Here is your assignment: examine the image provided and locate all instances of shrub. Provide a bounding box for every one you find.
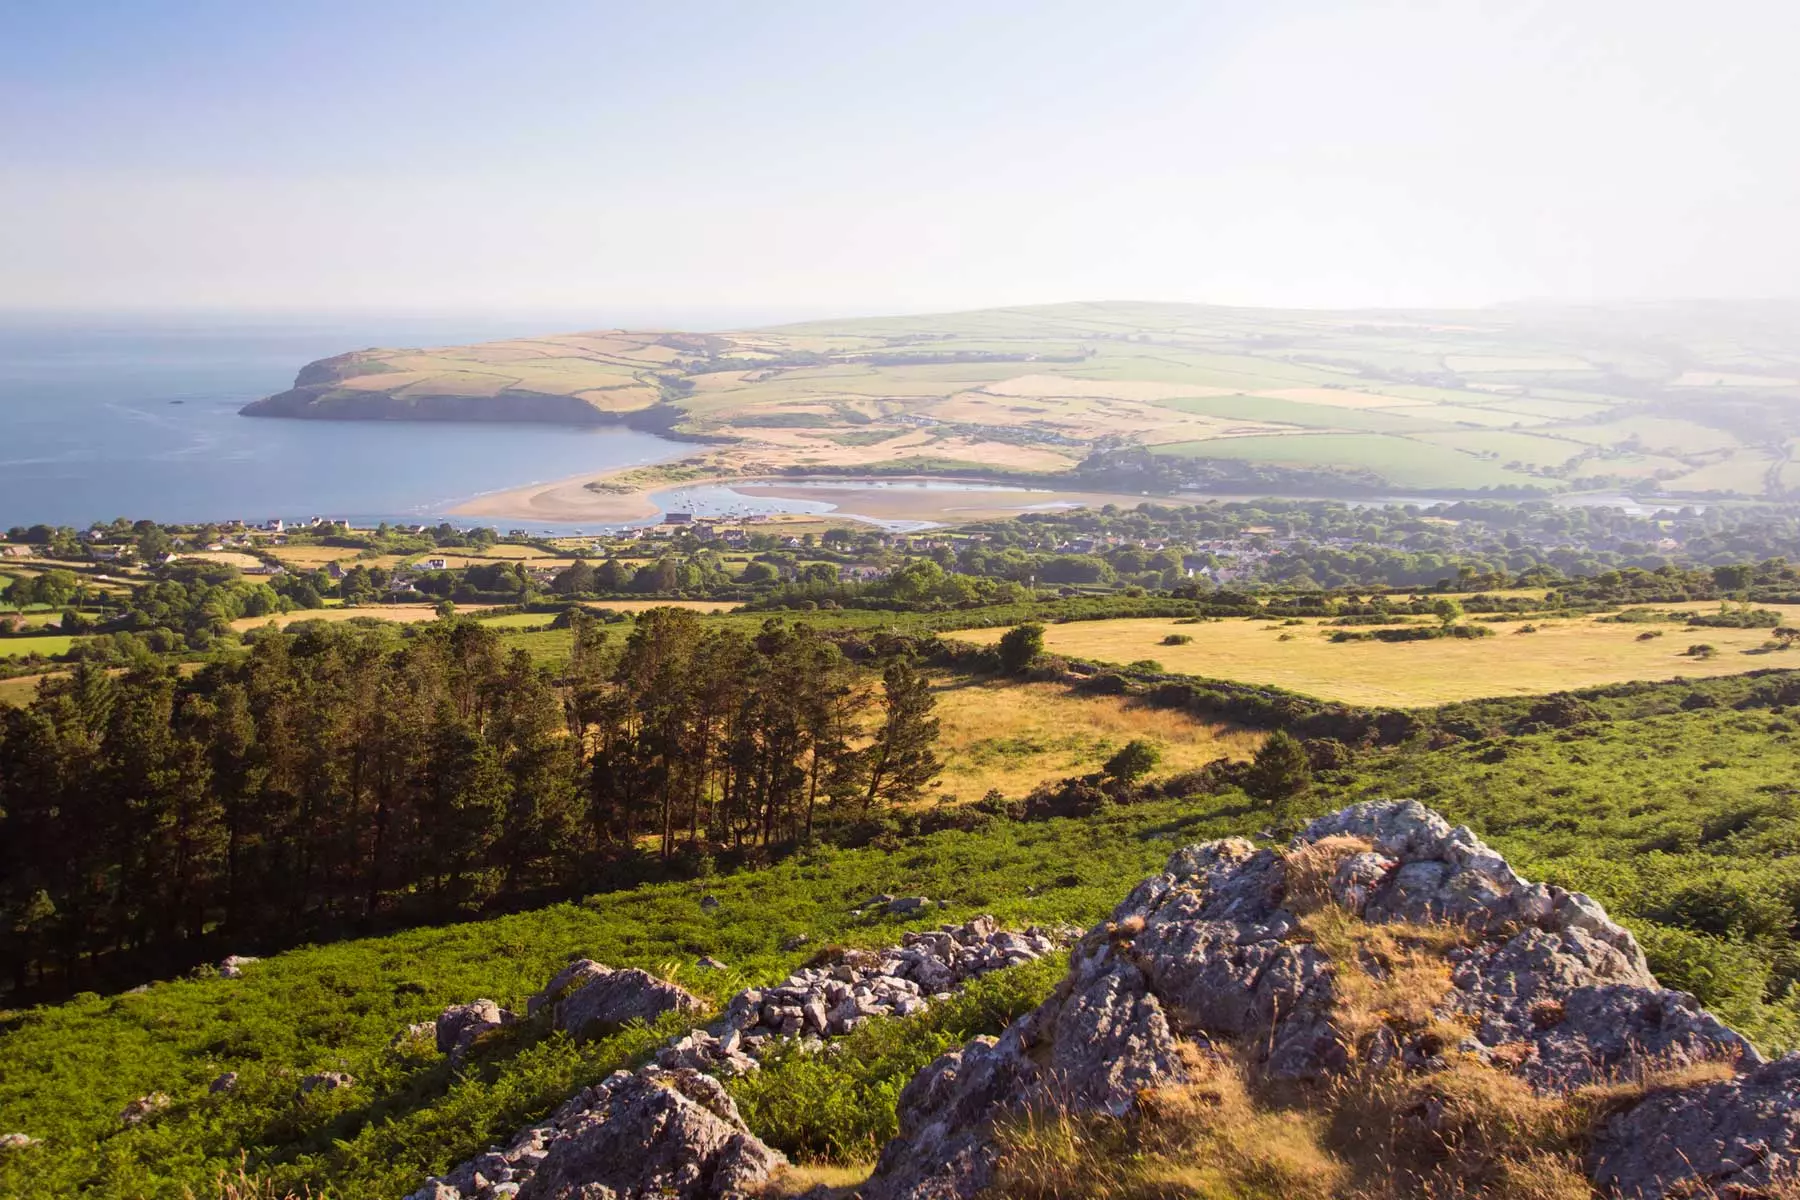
[1161,633,1193,646]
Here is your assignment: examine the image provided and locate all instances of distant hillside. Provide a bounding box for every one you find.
[243,300,1800,499]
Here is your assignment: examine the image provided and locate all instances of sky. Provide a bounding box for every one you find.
[2,0,1796,320]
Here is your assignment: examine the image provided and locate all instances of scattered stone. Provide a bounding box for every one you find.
[217,954,260,979]
[0,1133,39,1150]
[885,896,932,916]
[208,1071,239,1094]
[409,918,1075,1199]
[299,1071,354,1093]
[778,934,810,951]
[118,1093,170,1126]
[696,955,726,970]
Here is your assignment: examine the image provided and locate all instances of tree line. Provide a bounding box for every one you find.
[0,609,940,994]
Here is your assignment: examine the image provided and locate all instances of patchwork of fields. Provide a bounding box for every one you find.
[248,301,1800,500]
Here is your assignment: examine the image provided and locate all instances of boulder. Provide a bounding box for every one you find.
[208,1071,239,1094]
[0,1133,39,1150]
[886,896,932,916]
[217,954,260,979]
[516,1068,783,1200]
[554,968,701,1042]
[527,959,608,1018]
[437,999,515,1063]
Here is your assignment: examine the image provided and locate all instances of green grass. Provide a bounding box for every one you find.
[1150,433,1550,491]
[1156,394,1426,434]
[0,633,74,658]
[0,797,1244,1199]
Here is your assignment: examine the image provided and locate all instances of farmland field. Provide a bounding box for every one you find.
[947,611,1800,707]
[926,674,1263,802]
[242,301,1800,512]
[0,634,75,659]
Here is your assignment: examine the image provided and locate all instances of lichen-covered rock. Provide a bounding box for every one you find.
[1590,1054,1800,1198]
[858,801,1762,1200]
[553,968,701,1042]
[515,1068,783,1200]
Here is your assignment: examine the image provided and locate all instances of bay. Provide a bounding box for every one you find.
[0,314,687,530]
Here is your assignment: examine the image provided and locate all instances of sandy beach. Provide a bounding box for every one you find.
[451,472,663,523]
[449,467,1159,527]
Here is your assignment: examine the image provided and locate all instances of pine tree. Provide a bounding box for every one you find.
[863,658,942,812]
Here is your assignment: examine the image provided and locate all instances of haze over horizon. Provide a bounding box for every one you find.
[4,0,1796,319]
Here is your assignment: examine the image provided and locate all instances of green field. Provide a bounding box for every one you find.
[1150,433,1545,490]
[0,633,74,658]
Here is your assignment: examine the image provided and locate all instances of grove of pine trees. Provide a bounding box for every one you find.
[0,609,940,994]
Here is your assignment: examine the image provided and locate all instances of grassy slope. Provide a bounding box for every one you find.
[11,668,1800,1194]
[0,800,1241,1200]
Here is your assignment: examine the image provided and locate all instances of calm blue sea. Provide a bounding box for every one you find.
[0,315,688,530]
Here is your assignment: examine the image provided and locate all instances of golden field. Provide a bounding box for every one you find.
[926,674,1263,801]
[947,609,1800,708]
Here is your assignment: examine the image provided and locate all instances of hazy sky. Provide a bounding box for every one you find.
[3,0,1795,318]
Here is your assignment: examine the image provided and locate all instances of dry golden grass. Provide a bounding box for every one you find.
[948,612,1800,707]
[759,1162,871,1197]
[0,673,56,706]
[927,674,1263,802]
[227,604,496,632]
[178,551,263,569]
[260,545,362,567]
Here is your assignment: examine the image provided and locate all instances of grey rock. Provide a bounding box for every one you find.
[1590,1054,1800,1198]
[527,959,608,1018]
[886,896,932,916]
[208,1071,239,1094]
[554,968,701,1042]
[0,1133,39,1150]
[696,955,726,970]
[516,1068,784,1199]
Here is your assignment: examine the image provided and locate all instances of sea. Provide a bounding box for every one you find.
[0,314,692,532]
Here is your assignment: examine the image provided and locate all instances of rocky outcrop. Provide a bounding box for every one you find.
[861,801,1763,1200]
